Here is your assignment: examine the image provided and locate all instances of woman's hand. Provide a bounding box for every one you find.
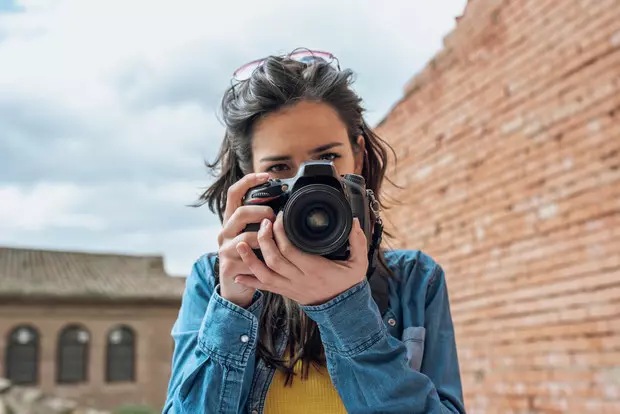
[234,212,369,306]
[218,172,276,308]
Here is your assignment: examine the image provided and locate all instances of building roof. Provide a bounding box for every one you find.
[0,246,186,303]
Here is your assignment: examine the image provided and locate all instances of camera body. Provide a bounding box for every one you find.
[243,161,372,260]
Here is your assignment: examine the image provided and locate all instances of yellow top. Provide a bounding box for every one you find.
[263,359,347,414]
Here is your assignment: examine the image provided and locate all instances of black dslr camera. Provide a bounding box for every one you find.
[242,161,373,261]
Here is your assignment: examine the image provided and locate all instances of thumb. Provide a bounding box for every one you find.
[348,218,369,267]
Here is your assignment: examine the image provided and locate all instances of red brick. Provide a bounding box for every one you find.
[377,0,620,411]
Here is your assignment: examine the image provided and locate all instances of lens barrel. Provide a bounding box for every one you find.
[283,184,352,256]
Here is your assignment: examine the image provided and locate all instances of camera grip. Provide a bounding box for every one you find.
[242,222,261,233]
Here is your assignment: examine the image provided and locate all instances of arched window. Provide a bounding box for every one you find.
[57,324,90,384]
[106,326,136,382]
[5,325,39,385]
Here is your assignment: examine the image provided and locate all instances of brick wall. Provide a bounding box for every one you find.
[377,0,620,412]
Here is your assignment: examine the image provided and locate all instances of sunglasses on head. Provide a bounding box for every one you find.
[232,49,340,82]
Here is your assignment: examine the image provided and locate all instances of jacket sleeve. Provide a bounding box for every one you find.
[163,256,264,414]
[301,266,466,414]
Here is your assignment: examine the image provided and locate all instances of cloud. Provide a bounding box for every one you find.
[0,0,467,274]
[0,180,220,275]
[0,183,103,231]
[0,180,215,231]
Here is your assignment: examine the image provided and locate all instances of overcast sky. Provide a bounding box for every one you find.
[0,0,467,275]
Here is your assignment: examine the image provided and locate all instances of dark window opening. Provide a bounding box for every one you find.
[57,325,90,384]
[106,326,136,383]
[5,325,39,385]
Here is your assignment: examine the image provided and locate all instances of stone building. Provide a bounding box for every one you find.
[0,246,186,411]
[377,0,620,412]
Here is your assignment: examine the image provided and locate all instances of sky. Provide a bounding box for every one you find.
[0,0,467,276]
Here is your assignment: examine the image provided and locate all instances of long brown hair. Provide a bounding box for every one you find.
[196,52,396,384]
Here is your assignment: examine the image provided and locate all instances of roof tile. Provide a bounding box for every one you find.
[0,246,186,302]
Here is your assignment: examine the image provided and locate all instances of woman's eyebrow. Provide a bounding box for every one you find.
[309,142,343,154]
[259,154,292,162]
[259,142,343,162]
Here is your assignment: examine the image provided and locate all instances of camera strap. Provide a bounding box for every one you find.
[366,220,390,316]
[365,189,383,281]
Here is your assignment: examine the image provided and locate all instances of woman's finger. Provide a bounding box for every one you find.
[218,232,260,276]
[220,231,261,255]
[257,219,299,277]
[347,218,369,268]
[221,205,276,240]
[234,231,260,250]
[236,242,289,291]
[272,212,308,266]
[223,172,270,224]
[233,275,264,291]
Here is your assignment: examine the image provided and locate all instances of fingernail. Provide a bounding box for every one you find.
[261,218,271,230]
[237,243,249,256]
[353,217,360,228]
[256,173,269,180]
[277,211,283,219]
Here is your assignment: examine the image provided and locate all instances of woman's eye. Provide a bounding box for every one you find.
[318,152,341,161]
[267,164,290,173]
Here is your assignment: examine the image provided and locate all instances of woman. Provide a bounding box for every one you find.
[164,49,465,414]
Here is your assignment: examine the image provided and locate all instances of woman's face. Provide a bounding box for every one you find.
[251,101,363,178]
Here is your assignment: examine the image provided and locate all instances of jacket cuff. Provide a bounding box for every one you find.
[301,280,386,356]
[198,285,263,366]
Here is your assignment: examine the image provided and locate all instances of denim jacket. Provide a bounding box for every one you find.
[164,249,466,413]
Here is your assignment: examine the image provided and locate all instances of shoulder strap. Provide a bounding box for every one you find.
[365,190,389,316]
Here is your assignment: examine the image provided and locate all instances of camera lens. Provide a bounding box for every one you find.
[283,184,352,256]
[306,208,330,233]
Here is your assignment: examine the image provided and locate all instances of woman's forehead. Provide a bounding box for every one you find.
[252,101,349,152]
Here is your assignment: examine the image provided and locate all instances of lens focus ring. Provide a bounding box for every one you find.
[282,184,352,256]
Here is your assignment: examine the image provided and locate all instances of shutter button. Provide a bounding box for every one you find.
[251,410,259,414]
[388,318,397,327]
[240,334,250,343]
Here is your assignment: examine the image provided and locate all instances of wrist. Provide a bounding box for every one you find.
[304,287,349,307]
[220,284,255,308]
